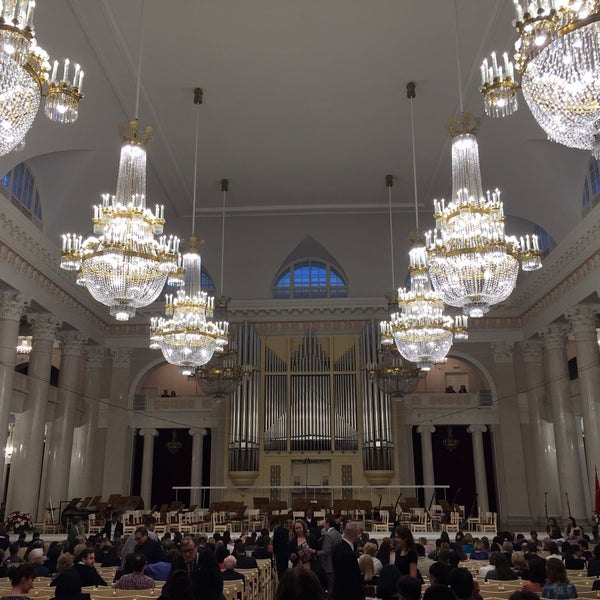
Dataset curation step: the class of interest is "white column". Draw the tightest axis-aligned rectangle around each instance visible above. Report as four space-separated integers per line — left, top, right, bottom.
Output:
102 348 133 497
566 305 600 505
189 428 207 507
540 324 587 519
0 291 29 500
45 331 87 513
416 425 435 495
6 313 60 516
139 428 158 510
68 345 105 499
467 425 489 513
520 340 560 522
491 342 530 527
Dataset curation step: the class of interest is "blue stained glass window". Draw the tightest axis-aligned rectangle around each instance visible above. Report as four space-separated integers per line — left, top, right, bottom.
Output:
591 158 600 196
1 174 9 187
583 178 591 207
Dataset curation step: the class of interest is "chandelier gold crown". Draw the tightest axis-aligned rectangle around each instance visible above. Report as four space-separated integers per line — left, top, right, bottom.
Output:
481 0 600 156
0 0 85 155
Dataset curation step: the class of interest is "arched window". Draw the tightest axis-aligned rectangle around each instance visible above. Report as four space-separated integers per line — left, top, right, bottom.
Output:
1 162 42 226
583 156 600 208
273 260 348 298
273 237 349 299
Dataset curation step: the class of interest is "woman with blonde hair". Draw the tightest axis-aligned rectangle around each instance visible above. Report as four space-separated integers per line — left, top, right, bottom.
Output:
363 542 383 576
288 520 315 569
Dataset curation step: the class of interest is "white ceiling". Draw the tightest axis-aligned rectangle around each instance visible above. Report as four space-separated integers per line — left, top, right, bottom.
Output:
0 0 591 305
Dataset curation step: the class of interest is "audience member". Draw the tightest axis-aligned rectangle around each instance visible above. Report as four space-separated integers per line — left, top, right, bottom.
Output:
397 575 422 600
74 549 107 587
377 538 393 567
221 555 245 582
423 583 456 600
470 541 489 561
587 544 600 576
547 518 562 540
233 540 257 569
429 561 451 586
317 516 342 592
447 567 478 600
394 526 417 578
376 564 402 600
102 512 123 542
115 553 154 590
53 569 91 600
485 553 518 581
331 521 362 600
271 519 290 577
157 569 194 600
522 558 547 595
564 543 586 570
28 548 49 578
542 558 577 599
274 568 325 600
133 526 164 564
2 563 35 600
6 543 23 566
146 548 180 581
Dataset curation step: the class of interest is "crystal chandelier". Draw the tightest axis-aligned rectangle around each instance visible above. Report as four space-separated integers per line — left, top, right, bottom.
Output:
194 180 250 397
383 83 467 372
60 121 182 320
150 89 228 375
366 345 424 399
425 113 542 318
0 1 85 155
16 335 32 356
480 1 600 156
442 426 460 452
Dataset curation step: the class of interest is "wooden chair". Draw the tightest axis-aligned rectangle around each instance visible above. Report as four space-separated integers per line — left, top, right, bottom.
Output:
373 509 390 533
466 506 482 531
236 568 259 600
410 508 429 533
481 511 497 533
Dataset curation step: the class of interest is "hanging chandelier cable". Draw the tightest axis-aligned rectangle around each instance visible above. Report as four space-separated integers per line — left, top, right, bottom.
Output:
149 88 228 374
59 0 182 321
425 5 542 319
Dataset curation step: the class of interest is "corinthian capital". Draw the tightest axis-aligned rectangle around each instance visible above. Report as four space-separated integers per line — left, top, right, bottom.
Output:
28 313 61 341
565 305 600 335
0 290 30 321
539 324 568 351
110 347 133 367
58 331 88 357
491 342 514 363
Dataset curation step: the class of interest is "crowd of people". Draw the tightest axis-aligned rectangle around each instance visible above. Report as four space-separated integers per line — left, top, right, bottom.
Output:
0 512 598 600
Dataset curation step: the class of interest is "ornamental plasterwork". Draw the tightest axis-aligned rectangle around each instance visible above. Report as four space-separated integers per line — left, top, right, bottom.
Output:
0 242 107 335
0 290 29 321
491 341 515 363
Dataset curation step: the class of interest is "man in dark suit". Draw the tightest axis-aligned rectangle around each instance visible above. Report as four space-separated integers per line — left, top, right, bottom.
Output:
102 511 124 542
234 540 258 569
221 555 246 582
172 535 223 600
331 521 363 600
133 526 164 564
67 517 84 553
271 519 289 576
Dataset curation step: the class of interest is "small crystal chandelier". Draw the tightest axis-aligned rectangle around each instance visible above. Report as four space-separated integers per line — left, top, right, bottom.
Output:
425 113 542 318
60 120 181 320
0 1 85 155
480 1 600 156
366 345 424 400
384 83 467 371
150 89 228 375
194 180 250 398
442 426 460 452
15 335 32 356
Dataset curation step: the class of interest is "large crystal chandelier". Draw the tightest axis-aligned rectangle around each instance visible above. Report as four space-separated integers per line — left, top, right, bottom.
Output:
194 179 248 396
381 83 467 372
0 0 85 156
425 113 542 318
60 121 181 320
150 89 228 375
480 0 600 156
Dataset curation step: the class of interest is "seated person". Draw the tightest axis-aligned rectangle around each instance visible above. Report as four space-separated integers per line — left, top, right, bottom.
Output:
53 568 91 600
221 555 245 582
115 553 155 590
75 549 107 587
564 544 586 570
470 541 489 561
29 548 50 578
485 554 518 581
542 558 577 599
